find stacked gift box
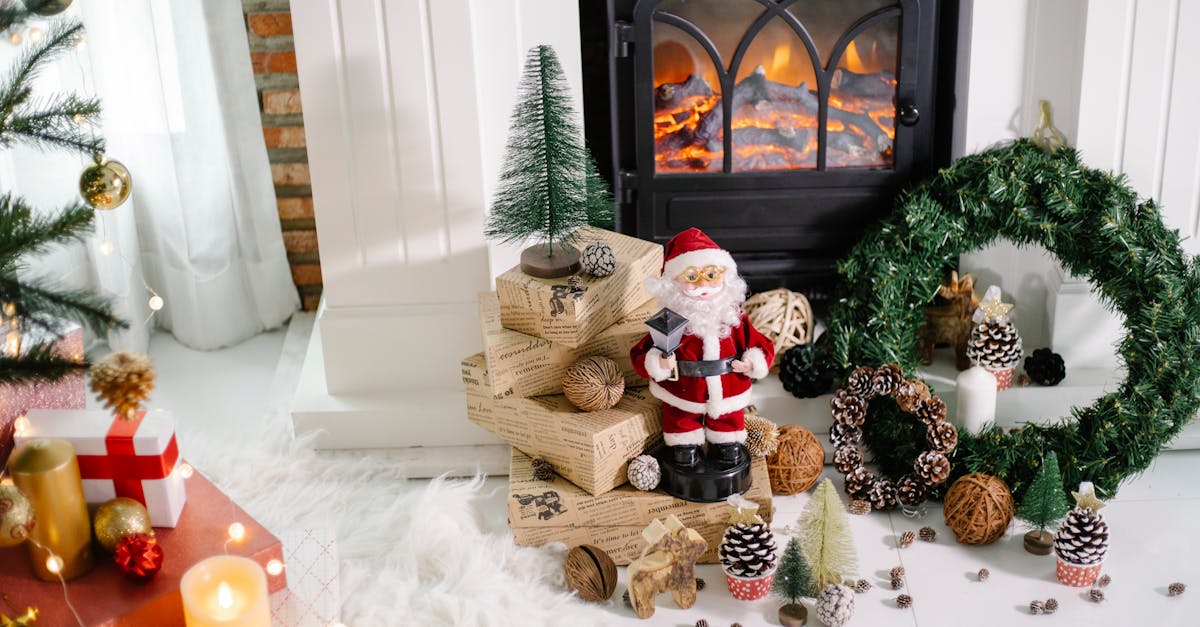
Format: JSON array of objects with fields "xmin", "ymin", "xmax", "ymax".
[{"xmin": 462, "ymin": 228, "xmax": 773, "ymax": 562}]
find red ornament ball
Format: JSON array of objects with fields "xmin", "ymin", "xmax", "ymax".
[{"xmin": 113, "ymin": 533, "xmax": 164, "ymax": 582}]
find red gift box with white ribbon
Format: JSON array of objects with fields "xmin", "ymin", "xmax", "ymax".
[{"xmin": 17, "ymin": 408, "xmax": 187, "ymax": 527}]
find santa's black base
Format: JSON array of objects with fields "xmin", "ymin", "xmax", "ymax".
[{"xmin": 655, "ymin": 444, "xmax": 752, "ymax": 503}]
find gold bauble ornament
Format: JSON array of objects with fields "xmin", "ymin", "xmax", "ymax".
[
  {"xmin": 0, "ymin": 484, "xmax": 36, "ymax": 549},
  {"xmin": 79, "ymin": 156, "xmax": 132, "ymax": 211},
  {"xmin": 93, "ymin": 497, "xmax": 152, "ymax": 553},
  {"xmin": 24, "ymin": 0, "xmax": 73, "ymax": 16}
]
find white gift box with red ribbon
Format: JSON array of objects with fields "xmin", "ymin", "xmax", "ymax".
[{"xmin": 17, "ymin": 408, "xmax": 187, "ymax": 527}]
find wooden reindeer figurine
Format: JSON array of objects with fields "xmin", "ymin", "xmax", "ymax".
[
  {"xmin": 918, "ymin": 271, "xmax": 980, "ymax": 370},
  {"xmin": 626, "ymin": 514, "xmax": 708, "ymax": 619}
]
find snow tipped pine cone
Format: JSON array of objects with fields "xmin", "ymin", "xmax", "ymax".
[
  {"xmin": 869, "ymin": 479, "xmax": 898, "ymax": 511},
  {"xmin": 896, "ymin": 475, "xmax": 927, "ymax": 506},
  {"xmin": 914, "ymin": 451, "xmax": 951, "ymax": 485},
  {"xmin": 967, "ymin": 320, "xmax": 1023, "ymax": 370},
  {"xmin": 833, "ymin": 445, "xmax": 863, "ymax": 474},
  {"xmin": 831, "ymin": 390, "xmax": 867, "ymax": 426},
  {"xmin": 829, "ymin": 423, "xmax": 862, "ymax": 447},
  {"xmin": 846, "ymin": 366, "xmax": 875, "ymax": 399},
  {"xmin": 914, "ymin": 396, "xmax": 947, "ymax": 425},
  {"xmin": 718, "ymin": 521, "xmax": 777, "ymax": 578},
  {"xmin": 896, "ymin": 379, "xmax": 931, "ymax": 413},
  {"xmin": 872, "ymin": 363, "xmax": 904, "ymax": 397},
  {"xmin": 1054, "ymin": 506, "xmax": 1109, "ymax": 566},
  {"xmin": 844, "ymin": 466, "xmax": 876, "ymax": 500},
  {"xmin": 926, "ymin": 421, "xmax": 958, "ymax": 454}
]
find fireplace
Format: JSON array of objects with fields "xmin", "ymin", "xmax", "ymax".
[{"xmin": 580, "ymin": 0, "xmax": 957, "ymax": 297}]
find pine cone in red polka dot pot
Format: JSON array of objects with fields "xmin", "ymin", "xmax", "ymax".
[
  {"xmin": 719, "ymin": 495, "xmax": 777, "ymax": 601},
  {"xmin": 1054, "ymin": 482, "xmax": 1108, "ymax": 587}
]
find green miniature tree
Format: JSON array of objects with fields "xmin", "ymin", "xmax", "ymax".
[
  {"xmin": 1016, "ymin": 451, "xmax": 1071, "ymax": 554},
  {"xmin": 484, "ymin": 45, "xmax": 613, "ymax": 277},
  {"xmin": 799, "ymin": 478, "xmax": 858, "ymax": 588},
  {"xmin": 773, "ymin": 537, "xmax": 816, "ymax": 604}
]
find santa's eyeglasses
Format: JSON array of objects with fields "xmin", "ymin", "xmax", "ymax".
[{"xmin": 678, "ymin": 265, "xmax": 727, "ymax": 283}]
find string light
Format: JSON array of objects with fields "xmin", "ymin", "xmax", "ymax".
[
  {"xmin": 265, "ymin": 559, "xmax": 284, "ymax": 576},
  {"xmin": 45, "ymin": 555, "xmax": 63, "ymax": 575},
  {"xmin": 98, "ymin": 240, "xmax": 114, "ymax": 255},
  {"xmin": 12, "ymin": 415, "xmax": 29, "ymax": 436},
  {"xmin": 227, "ymin": 522, "xmax": 246, "ymax": 543},
  {"xmin": 147, "ymin": 294, "xmax": 164, "ymax": 311},
  {"xmin": 8, "ymin": 31, "xmax": 21, "ymax": 45},
  {"xmin": 26, "ymin": 27, "xmax": 43, "ymax": 44},
  {"xmin": 178, "ymin": 462, "xmax": 194, "ymax": 479}
]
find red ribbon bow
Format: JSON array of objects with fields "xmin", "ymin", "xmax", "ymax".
[{"xmin": 76, "ymin": 411, "xmax": 179, "ymax": 506}]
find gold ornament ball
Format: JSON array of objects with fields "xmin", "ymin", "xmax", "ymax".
[
  {"xmin": 943, "ymin": 473, "xmax": 1014, "ymax": 545},
  {"xmin": 93, "ymin": 497, "xmax": 152, "ymax": 553},
  {"xmin": 0, "ymin": 484, "xmax": 36, "ymax": 548},
  {"xmin": 25, "ymin": 0, "xmax": 73, "ymax": 16},
  {"xmin": 766, "ymin": 424, "xmax": 825, "ymax": 495},
  {"xmin": 80, "ymin": 157, "xmax": 133, "ymax": 211}
]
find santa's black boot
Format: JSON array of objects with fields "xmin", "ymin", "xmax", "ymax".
[
  {"xmin": 710, "ymin": 442, "xmax": 743, "ymax": 469},
  {"xmin": 671, "ymin": 445, "xmax": 701, "ymax": 468}
]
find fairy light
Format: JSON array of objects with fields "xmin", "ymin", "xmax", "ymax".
[
  {"xmin": 8, "ymin": 31, "xmax": 21, "ymax": 45},
  {"xmin": 178, "ymin": 462, "xmax": 194, "ymax": 479},
  {"xmin": 98, "ymin": 240, "xmax": 114, "ymax": 255},
  {"xmin": 26, "ymin": 27, "xmax": 43, "ymax": 43},
  {"xmin": 12, "ymin": 415, "xmax": 29, "ymax": 437},
  {"xmin": 227, "ymin": 522, "xmax": 246, "ymax": 543},
  {"xmin": 44, "ymin": 555, "xmax": 63, "ymax": 575},
  {"xmin": 147, "ymin": 294, "xmax": 164, "ymax": 311},
  {"xmin": 265, "ymin": 559, "xmax": 284, "ymax": 576}
]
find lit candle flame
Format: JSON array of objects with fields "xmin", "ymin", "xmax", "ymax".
[{"xmin": 217, "ymin": 581, "xmax": 234, "ymax": 609}]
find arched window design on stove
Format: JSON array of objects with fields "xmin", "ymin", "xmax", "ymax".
[{"xmin": 647, "ymin": 0, "xmax": 903, "ymax": 173}]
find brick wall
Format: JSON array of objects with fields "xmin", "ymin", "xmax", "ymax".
[{"xmin": 243, "ymin": 0, "xmax": 322, "ymax": 311}]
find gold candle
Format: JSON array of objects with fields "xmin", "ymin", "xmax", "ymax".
[{"xmin": 7, "ymin": 438, "xmax": 95, "ymax": 581}]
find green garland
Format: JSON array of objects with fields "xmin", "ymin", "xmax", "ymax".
[{"xmin": 825, "ymin": 139, "xmax": 1200, "ymax": 502}]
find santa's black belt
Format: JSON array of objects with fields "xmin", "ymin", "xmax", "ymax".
[{"xmin": 675, "ymin": 354, "xmax": 742, "ymax": 378}]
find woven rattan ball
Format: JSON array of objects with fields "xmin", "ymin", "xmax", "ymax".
[
  {"xmin": 766, "ymin": 425, "xmax": 824, "ymax": 495},
  {"xmin": 564, "ymin": 544, "xmax": 618, "ymax": 602},
  {"xmin": 744, "ymin": 288, "xmax": 814, "ymax": 366},
  {"xmin": 943, "ymin": 473, "xmax": 1014, "ymax": 545},
  {"xmin": 562, "ymin": 356, "xmax": 625, "ymax": 412}
]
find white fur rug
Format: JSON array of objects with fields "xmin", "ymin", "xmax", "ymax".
[{"xmin": 173, "ymin": 319, "xmax": 610, "ymax": 626}]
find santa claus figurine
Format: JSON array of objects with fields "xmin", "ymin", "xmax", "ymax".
[{"xmin": 631, "ymin": 228, "xmax": 774, "ymax": 475}]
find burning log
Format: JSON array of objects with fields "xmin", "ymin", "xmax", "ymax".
[
  {"xmin": 830, "ymin": 67, "xmax": 896, "ymax": 104},
  {"xmin": 655, "ymin": 74, "xmax": 713, "ymax": 109}
]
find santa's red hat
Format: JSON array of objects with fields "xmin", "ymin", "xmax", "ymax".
[{"xmin": 661, "ymin": 227, "xmax": 737, "ymax": 278}]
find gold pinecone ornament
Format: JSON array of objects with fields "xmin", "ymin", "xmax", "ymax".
[{"xmin": 89, "ymin": 351, "xmax": 156, "ymax": 420}]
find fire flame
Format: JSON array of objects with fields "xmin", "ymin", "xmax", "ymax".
[{"xmin": 217, "ymin": 582, "xmax": 234, "ymax": 609}]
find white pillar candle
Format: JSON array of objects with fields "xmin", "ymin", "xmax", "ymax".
[
  {"xmin": 956, "ymin": 366, "xmax": 997, "ymax": 435},
  {"xmin": 181, "ymin": 556, "xmax": 270, "ymax": 627}
]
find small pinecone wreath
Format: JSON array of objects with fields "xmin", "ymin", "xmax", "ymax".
[
  {"xmin": 531, "ymin": 458, "xmax": 555, "ymax": 481},
  {"xmin": 830, "ymin": 364, "xmax": 955, "ymax": 510},
  {"xmin": 868, "ymin": 479, "xmax": 898, "ymax": 511},
  {"xmin": 967, "ymin": 320, "xmax": 1023, "ymax": 370},
  {"xmin": 626, "ymin": 455, "xmax": 660, "ymax": 491},
  {"xmin": 89, "ymin": 351, "xmax": 156, "ymax": 420},
  {"xmin": 581, "ymin": 241, "xmax": 616, "ymax": 277},
  {"xmin": 1025, "ymin": 348, "xmax": 1066, "ymax": 386},
  {"xmin": 1054, "ymin": 506, "xmax": 1109, "ymax": 566},
  {"xmin": 919, "ymin": 527, "xmax": 936, "ymax": 542},
  {"xmin": 1169, "ymin": 582, "xmax": 1185, "ymax": 597},
  {"xmin": 718, "ymin": 521, "xmax": 777, "ymax": 578},
  {"xmin": 778, "ymin": 343, "xmax": 836, "ymax": 398},
  {"xmin": 896, "ymin": 475, "xmax": 927, "ymax": 506}
]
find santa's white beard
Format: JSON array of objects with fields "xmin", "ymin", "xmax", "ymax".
[{"xmin": 645, "ymin": 272, "xmax": 748, "ymax": 339}]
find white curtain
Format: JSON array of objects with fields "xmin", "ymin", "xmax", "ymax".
[{"xmin": 6, "ymin": 0, "xmax": 298, "ymax": 351}]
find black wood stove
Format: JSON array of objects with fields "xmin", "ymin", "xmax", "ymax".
[{"xmin": 580, "ymin": 0, "xmax": 957, "ymax": 298}]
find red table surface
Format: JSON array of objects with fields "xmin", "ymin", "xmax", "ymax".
[{"xmin": 0, "ymin": 470, "xmax": 286, "ymax": 626}]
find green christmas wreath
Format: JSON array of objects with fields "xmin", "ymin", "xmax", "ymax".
[{"xmin": 825, "ymin": 139, "xmax": 1200, "ymax": 502}]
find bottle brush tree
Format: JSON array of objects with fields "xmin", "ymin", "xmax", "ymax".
[
  {"xmin": 798, "ymin": 478, "xmax": 858, "ymax": 588},
  {"xmin": 484, "ymin": 44, "xmax": 613, "ymax": 279},
  {"xmin": 0, "ymin": 12, "xmax": 126, "ymax": 386},
  {"xmin": 772, "ymin": 536, "xmax": 816, "ymax": 605},
  {"xmin": 1016, "ymin": 450, "xmax": 1071, "ymax": 554}
]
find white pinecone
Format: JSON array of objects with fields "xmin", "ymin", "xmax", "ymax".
[
  {"xmin": 581, "ymin": 241, "xmax": 616, "ymax": 277},
  {"xmin": 627, "ymin": 455, "xmax": 660, "ymax": 491},
  {"xmin": 1054, "ymin": 506, "xmax": 1109, "ymax": 566},
  {"xmin": 967, "ymin": 320, "xmax": 1023, "ymax": 369},
  {"xmin": 718, "ymin": 522, "xmax": 777, "ymax": 578},
  {"xmin": 815, "ymin": 584, "xmax": 855, "ymax": 627}
]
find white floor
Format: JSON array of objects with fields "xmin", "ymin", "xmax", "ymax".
[{"xmin": 145, "ymin": 320, "xmax": 1200, "ymax": 627}]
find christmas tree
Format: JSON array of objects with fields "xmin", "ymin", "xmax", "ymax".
[
  {"xmin": 1017, "ymin": 451, "xmax": 1070, "ymax": 533},
  {"xmin": 772, "ymin": 537, "xmax": 816, "ymax": 604},
  {"xmin": 0, "ymin": 12, "xmax": 126, "ymax": 385},
  {"xmin": 484, "ymin": 45, "xmax": 613, "ymax": 277},
  {"xmin": 799, "ymin": 478, "xmax": 859, "ymax": 588}
]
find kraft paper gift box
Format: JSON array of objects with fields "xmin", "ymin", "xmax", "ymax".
[
  {"xmin": 0, "ymin": 323, "xmax": 86, "ymax": 467},
  {"xmin": 508, "ymin": 449, "xmax": 773, "ymax": 565},
  {"xmin": 0, "ymin": 470, "xmax": 286, "ymax": 627},
  {"xmin": 495, "ymin": 227, "xmax": 662, "ymax": 348},
  {"xmin": 479, "ymin": 291, "xmax": 656, "ymax": 399},
  {"xmin": 462, "ymin": 352, "xmax": 661, "ymax": 495},
  {"xmin": 16, "ymin": 408, "xmax": 187, "ymax": 527}
]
